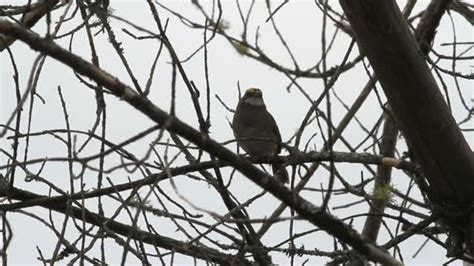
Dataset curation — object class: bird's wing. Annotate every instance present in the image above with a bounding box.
[267,112,283,154]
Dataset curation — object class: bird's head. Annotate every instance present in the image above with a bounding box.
[241,87,265,106]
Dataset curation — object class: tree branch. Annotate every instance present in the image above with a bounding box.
[0,19,402,265]
[339,0,474,204]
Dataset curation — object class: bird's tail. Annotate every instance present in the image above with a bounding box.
[272,163,289,184]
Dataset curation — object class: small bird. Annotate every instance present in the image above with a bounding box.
[232,88,289,183]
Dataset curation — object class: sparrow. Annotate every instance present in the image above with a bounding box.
[232,88,289,183]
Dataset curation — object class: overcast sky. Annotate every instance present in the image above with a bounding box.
[1,1,473,264]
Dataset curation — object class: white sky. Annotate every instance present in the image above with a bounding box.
[0,0,473,265]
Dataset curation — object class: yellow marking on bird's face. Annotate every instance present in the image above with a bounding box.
[246,87,262,97]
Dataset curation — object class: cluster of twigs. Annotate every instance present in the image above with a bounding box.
[0,0,472,265]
